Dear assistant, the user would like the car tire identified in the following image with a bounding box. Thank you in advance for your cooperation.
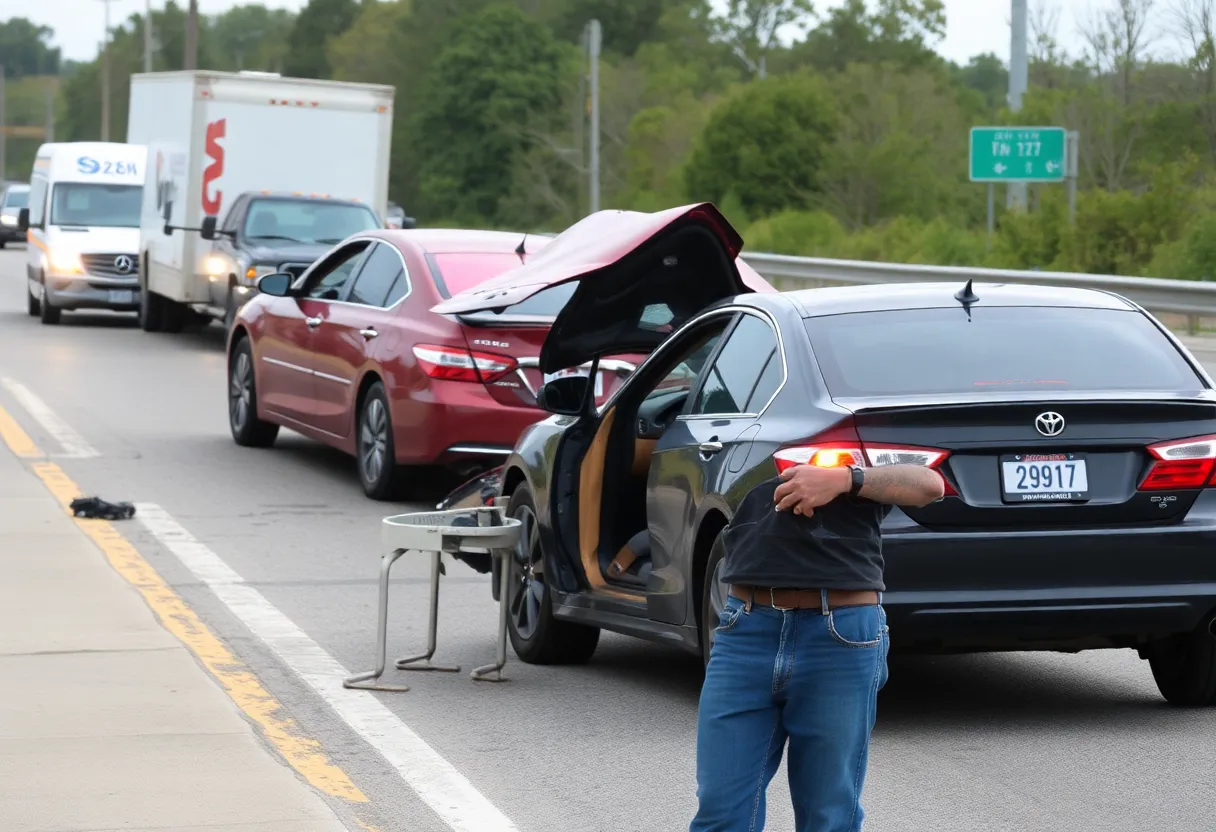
[356,381,405,500]
[700,532,729,668]
[228,337,279,448]
[1148,618,1216,707]
[39,279,61,325]
[504,484,600,665]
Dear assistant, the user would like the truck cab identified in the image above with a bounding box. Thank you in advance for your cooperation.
[21,142,148,325]
[202,191,382,326]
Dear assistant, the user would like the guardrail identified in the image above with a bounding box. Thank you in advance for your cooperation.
[740,253,1216,320]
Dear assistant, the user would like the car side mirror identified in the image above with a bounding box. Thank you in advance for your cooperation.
[17,208,29,231]
[200,215,218,241]
[257,272,294,297]
[537,376,589,416]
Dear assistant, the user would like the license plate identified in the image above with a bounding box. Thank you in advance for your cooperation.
[1000,453,1089,502]
[543,368,604,396]
[108,289,135,305]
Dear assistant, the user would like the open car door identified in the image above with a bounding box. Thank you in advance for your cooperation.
[430,203,773,374]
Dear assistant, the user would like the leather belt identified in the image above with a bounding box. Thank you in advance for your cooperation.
[729,585,879,612]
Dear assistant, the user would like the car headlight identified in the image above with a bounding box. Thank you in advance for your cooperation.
[244,265,278,285]
[0,215,16,227]
[48,250,84,274]
[204,254,232,279]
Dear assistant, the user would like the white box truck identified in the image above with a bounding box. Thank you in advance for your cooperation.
[126,70,394,332]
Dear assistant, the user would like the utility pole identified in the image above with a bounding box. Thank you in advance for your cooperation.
[1008,0,1028,211]
[45,79,55,142]
[0,66,6,182]
[144,0,155,73]
[185,0,199,70]
[586,19,601,214]
[99,0,114,141]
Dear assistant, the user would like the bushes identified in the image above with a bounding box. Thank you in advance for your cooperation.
[742,212,988,266]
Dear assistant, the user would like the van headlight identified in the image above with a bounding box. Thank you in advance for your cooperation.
[48,250,84,275]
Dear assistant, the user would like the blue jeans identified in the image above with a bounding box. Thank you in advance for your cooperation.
[690,593,890,832]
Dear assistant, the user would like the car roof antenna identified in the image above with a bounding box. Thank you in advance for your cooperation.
[954,279,979,320]
[515,233,528,262]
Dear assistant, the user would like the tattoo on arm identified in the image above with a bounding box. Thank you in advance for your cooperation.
[857,464,946,506]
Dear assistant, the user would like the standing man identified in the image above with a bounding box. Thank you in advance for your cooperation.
[690,460,944,832]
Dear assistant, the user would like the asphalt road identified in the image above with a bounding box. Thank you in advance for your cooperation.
[3,246,1215,832]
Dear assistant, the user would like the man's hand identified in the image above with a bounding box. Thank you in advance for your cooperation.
[773,465,850,516]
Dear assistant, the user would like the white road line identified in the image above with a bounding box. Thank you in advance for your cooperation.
[134,503,518,832]
[0,377,100,458]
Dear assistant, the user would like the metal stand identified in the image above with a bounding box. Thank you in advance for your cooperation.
[343,507,521,693]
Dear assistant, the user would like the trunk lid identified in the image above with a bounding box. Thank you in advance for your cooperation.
[847,395,1216,528]
[430,204,773,374]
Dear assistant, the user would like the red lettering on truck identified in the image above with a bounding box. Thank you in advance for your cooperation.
[201,118,226,215]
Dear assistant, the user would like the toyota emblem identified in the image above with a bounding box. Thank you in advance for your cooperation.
[113,255,134,274]
[1035,411,1065,437]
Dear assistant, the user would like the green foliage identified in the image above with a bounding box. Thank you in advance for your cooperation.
[742,210,845,255]
[0,17,60,77]
[284,0,359,79]
[683,73,836,217]
[415,4,572,224]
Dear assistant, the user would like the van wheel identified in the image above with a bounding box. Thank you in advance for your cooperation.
[27,286,41,317]
[700,533,729,667]
[505,484,600,665]
[1148,617,1216,707]
[39,281,61,325]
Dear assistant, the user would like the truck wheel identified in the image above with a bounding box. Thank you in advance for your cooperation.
[39,280,61,325]
[139,288,165,332]
[1149,617,1216,707]
[162,299,187,334]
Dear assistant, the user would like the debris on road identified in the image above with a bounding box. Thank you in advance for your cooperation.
[69,496,136,521]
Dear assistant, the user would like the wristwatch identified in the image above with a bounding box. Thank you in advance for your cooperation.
[847,465,865,498]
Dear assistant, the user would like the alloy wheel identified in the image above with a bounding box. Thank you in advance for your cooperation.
[229,351,252,432]
[509,503,545,640]
[360,397,389,485]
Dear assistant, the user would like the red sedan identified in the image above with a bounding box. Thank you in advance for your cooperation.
[226,215,771,498]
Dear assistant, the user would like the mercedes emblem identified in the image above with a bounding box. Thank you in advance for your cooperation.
[1034,411,1065,437]
[113,255,134,275]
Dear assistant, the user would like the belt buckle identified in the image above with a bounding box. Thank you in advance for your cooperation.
[769,587,796,611]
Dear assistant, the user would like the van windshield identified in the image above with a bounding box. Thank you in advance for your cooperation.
[3,188,28,209]
[50,183,142,228]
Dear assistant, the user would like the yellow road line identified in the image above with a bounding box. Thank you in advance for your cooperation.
[0,405,367,805]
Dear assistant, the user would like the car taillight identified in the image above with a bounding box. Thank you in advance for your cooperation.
[412,344,517,384]
[773,428,957,496]
[1139,434,1216,490]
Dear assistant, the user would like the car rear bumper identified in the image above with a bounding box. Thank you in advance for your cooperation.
[44,276,140,311]
[881,499,1216,649]
[391,383,544,466]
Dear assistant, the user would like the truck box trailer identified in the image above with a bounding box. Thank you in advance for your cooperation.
[126,70,395,332]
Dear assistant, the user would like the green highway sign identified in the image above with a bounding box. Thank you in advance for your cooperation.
[970,126,1067,183]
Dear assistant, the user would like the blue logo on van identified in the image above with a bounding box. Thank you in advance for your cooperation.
[76,156,138,177]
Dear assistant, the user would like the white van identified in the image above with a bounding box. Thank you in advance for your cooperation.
[21,142,148,325]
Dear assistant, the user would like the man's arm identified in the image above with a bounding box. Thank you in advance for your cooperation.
[773,464,945,516]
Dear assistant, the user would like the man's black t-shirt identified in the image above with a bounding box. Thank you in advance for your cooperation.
[719,476,890,592]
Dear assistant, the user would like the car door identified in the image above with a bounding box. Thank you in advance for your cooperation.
[309,241,409,438]
[645,310,786,625]
[256,240,371,426]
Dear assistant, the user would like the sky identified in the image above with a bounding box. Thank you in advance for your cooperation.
[11,0,1102,67]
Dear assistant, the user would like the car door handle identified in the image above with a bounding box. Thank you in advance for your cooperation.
[305,316,322,328]
[359,328,378,339]
[698,441,724,457]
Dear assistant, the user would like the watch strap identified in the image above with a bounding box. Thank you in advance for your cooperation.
[848,465,865,498]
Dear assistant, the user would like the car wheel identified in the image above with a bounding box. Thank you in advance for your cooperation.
[356,381,404,500]
[700,533,730,667]
[1148,618,1216,707]
[228,337,279,448]
[505,484,600,665]
[39,280,60,325]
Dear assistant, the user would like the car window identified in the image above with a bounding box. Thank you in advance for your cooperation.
[244,198,380,245]
[304,241,372,300]
[347,242,407,308]
[693,314,782,415]
[384,272,408,307]
[643,328,726,405]
[28,178,48,226]
[805,306,1206,398]
[221,195,246,232]
[3,188,29,209]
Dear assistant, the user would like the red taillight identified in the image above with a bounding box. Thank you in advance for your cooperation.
[773,428,958,496]
[412,344,517,384]
[1139,434,1216,490]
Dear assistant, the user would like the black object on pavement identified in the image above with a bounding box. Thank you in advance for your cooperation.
[69,497,136,521]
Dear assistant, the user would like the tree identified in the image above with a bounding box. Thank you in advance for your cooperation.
[415,3,572,223]
[683,73,837,217]
[210,5,295,71]
[284,0,359,78]
[552,0,668,55]
[786,0,943,74]
[712,0,814,78]
[0,18,61,77]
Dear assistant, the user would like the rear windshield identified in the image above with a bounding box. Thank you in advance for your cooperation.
[428,252,576,320]
[805,307,1205,398]
[3,188,28,208]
